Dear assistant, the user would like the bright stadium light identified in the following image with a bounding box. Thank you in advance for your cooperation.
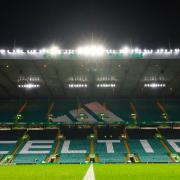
[15,49,24,54]
[48,45,61,56]
[27,49,38,54]
[77,45,105,57]
[68,83,88,88]
[39,49,47,54]
[121,46,130,55]
[144,83,166,88]
[18,83,40,89]
[0,49,6,55]
[97,83,116,88]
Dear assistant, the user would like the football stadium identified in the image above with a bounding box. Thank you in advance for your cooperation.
[0,46,180,179]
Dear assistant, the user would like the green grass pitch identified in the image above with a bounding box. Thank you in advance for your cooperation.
[0,164,180,180]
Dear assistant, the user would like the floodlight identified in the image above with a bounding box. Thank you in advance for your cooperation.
[48,46,61,56]
[144,83,166,88]
[77,45,105,57]
[121,46,130,55]
[15,49,24,54]
[0,49,6,55]
[18,83,40,89]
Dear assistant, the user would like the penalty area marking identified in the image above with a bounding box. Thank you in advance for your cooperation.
[83,164,95,180]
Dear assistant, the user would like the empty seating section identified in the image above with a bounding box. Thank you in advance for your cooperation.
[0,142,17,155]
[61,127,92,139]
[0,154,4,160]
[60,153,86,164]
[127,129,156,139]
[28,129,58,140]
[105,99,132,123]
[160,100,180,122]
[0,130,24,162]
[159,129,180,139]
[128,139,171,162]
[134,99,162,124]
[159,129,180,153]
[0,101,21,123]
[0,130,24,140]
[14,130,57,164]
[52,100,78,123]
[1,129,180,163]
[94,140,126,163]
[22,101,48,124]
[0,99,179,124]
[127,129,171,162]
[97,127,123,139]
[59,140,89,163]
[14,154,47,164]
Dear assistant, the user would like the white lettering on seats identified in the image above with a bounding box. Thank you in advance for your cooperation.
[167,139,180,153]
[97,140,120,153]
[61,140,87,153]
[19,140,54,154]
[140,140,154,153]
[0,141,17,154]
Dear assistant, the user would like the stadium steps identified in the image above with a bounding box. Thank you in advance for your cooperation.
[47,103,54,122]
[0,155,6,164]
[15,102,27,123]
[85,154,89,162]
[156,129,175,162]
[159,140,175,162]
[93,126,98,138]
[45,154,51,162]
[90,139,95,154]
[45,129,61,163]
[122,130,134,162]
[9,131,29,163]
[123,129,131,153]
[123,140,131,154]
[95,154,100,163]
[18,102,27,114]
[47,103,54,116]
[130,102,138,124]
[157,101,169,121]
[53,130,61,155]
[0,131,29,164]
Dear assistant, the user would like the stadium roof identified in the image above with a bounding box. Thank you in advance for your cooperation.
[0,47,180,99]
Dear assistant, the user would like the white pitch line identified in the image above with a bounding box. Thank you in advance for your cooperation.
[83,164,95,180]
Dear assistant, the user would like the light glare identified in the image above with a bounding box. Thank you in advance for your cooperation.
[77,45,105,57]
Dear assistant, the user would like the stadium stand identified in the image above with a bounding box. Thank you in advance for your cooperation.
[1,48,180,166]
[127,129,171,162]
[133,100,163,124]
[104,99,132,124]
[0,101,22,123]
[94,140,126,163]
[59,139,90,163]
[22,101,48,124]
[159,100,180,122]
[97,126,123,139]
[0,130,24,163]
[1,99,180,125]
[14,130,57,164]
[0,128,179,164]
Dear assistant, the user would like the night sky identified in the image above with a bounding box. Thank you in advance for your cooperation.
[0,0,180,49]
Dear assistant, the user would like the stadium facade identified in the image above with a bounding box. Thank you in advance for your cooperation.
[0,45,180,164]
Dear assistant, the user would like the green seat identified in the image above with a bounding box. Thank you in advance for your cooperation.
[59,140,89,163]
[134,99,163,124]
[128,139,171,162]
[94,140,126,163]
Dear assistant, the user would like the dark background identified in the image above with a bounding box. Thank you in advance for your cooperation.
[0,0,179,49]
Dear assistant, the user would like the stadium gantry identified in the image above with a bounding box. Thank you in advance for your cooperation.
[0,45,180,165]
